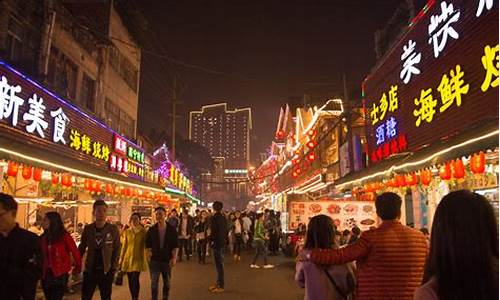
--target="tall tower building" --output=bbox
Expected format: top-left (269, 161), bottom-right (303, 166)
top-left (189, 103), bottom-right (252, 168)
top-left (189, 103), bottom-right (252, 209)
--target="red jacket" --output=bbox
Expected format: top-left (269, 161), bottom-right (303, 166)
top-left (311, 221), bottom-right (428, 300)
top-left (41, 232), bottom-right (82, 278)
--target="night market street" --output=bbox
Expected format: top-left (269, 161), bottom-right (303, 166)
top-left (0, 1), bottom-right (498, 300)
top-left (65, 252), bottom-right (303, 300)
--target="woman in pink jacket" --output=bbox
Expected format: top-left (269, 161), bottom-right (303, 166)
top-left (295, 215), bottom-right (356, 300)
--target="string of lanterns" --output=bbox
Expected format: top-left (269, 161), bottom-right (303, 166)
top-left (292, 129), bottom-right (318, 178)
top-left (4, 160), bottom-right (172, 202)
top-left (358, 151), bottom-right (488, 194)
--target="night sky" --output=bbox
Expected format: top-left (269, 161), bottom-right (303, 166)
top-left (136, 0), bottom-right (402, 163)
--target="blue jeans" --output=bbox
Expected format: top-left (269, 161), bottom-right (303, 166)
top-left (149, 260), bottom-right (171, 300)
top-left (213, 247), bottom-right (225, 288)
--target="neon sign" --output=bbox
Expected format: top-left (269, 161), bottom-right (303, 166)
top-left (364, 0), bottom-right (498, 164)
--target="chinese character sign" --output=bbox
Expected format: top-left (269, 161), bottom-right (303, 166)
top-left (364, 0), bottom-right (498, 163)
top-left (0, 60), bottom-right (146, 180)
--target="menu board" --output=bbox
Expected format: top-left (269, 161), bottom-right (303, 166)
top-left (289, 200), bottom-right (377, 231)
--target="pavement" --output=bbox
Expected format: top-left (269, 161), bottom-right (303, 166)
top-left (65, 250), bottom-right (304, 300)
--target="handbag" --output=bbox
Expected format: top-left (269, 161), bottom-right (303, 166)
top-left (323, 269), bottom-right (350, 300)
top-left (114, 271), bottom-right (124, 286)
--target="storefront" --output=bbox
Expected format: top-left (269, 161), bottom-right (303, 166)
top-left (0, 59), bottom-right (174, 235)
top-left (334, 0), bottom-right (499, 229)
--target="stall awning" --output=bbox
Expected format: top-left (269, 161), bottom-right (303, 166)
top-left (0, 136), bottom-right (165, 193)
top-left (164, 187), bottom-right (201, 205)
top-left (334, 120), bottom-right (499, 190)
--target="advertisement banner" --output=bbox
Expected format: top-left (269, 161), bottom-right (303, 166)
top-left (289, 200), bottom-right (377, 231)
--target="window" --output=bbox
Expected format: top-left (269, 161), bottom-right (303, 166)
top-left (105, 98), bottom-right (120, 131)
top-left (104, 98), bottom-right (135, 139)
top-left (6, 17), bottom-right (23, 62)
top-left (109, 47), bottom-right (138, 92)
top-left (120, 110), bottom-right (135, 138)
top-left (46, 47), bottom-right (78, 102)
top-left (81, 73), bottom-right (96, 112)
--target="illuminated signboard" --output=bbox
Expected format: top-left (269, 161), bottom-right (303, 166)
top-left (364, 0), bottom-right (498, 163)
top-left (110, 134), bottom-right (145, 179)
top-left (0, 60), bottom-right (145, 180)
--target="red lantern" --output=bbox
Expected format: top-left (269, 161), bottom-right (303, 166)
top-left (470, 152), bottom-right (486, 174)
top-left (33, 168), bottom-right (42, 182)
top-left (61, 174), bottom-right (72, 187)
top-left (439, 163), bottom-right (452, 180)
top-left (420, 169), bottom-right (432, 186)
top-left (396, 174), bottom-right (406, 187)
top-left (51, 173), bottom-right (60, 185)
top-left (307, 152), bottom-right (316, 162)
top-left (115, 186), bottom-right (121, 195)
top-left (22, 166), bottom-right (33, 180)
top-left (405, 173), bottom-right (418, 186)
top-left (106, 184), bottom-right (113, 194)
top-left (91, 180), bottom-right (99, 192)
top-left (306, 141), bottom-right (316, 148)
top-left (7, 162), bottom-right (19, 177)
top-left (452, 159), bottom-right (465, 179)
top-left (84, 179), bottom-right (92, 191)
top-left (95, 181), bottom-right (102, 193)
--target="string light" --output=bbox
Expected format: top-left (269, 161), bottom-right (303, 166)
top-left (336, 129), bottom-right (499, 189)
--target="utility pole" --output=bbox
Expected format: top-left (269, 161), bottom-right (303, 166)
top-left (171, 75), bottom-right (177, 161)
top-left (343, 74), bottom-right (355, 175)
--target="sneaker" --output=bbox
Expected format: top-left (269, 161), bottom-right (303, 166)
top-left (250, 264), bottom-right (260, 268)
top-left (208, 285), bottom-right (218, 292)
top-left (263, 264), bottom-right (275, 269)
top-left (211, 287), bottom-right (225, 293)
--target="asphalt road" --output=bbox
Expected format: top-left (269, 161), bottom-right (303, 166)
top-left (66, 250), bottom-right (304, 300)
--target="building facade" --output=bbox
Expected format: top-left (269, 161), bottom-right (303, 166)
top-left (189, 103), bottom-right (252, 208)
top-left (189, 103), bottom-right (252, 168)
top-left (0, 0), bottom-right (141, 140)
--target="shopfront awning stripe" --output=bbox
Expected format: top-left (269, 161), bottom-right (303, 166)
top-left (0, 147), bottom-right (166, 193)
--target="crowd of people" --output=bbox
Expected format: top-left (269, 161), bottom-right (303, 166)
top-left (0, 189), bottom-right (497, 300)
top-left (0, 192), bottom-right (286, 300)
top-left (295, 190), bottom-right (499, 300)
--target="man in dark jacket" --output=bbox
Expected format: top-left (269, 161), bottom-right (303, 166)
top-left (0, 193), bottom-right (42, 300)
top-left (177, 208), bottom-right (194, 261)
top-left (146, 207), bottom-right (178, 300)
top-left (79, 200), bottom-right (121, 300)
top-left (208, 201), bottom-right (228, 293)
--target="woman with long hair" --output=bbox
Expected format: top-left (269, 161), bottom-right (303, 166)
top-left (119, 212), bottom-right (148, 300)
top-left (295, 215), bottom-right (356, 300)
top-left (415, 190), bottom-right (499, 300)
top-left (40, 211), bottom-right (82, 300)
top-left (195, 210), bottom-right (209, 264)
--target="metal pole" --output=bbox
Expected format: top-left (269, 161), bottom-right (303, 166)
top-left (343, 74), bottom-right (355, 174)
top-left (172, 76), bottom-right (177, 161)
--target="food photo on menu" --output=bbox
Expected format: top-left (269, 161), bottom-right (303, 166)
top-left (289, 200), bottom-right (377, 231)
